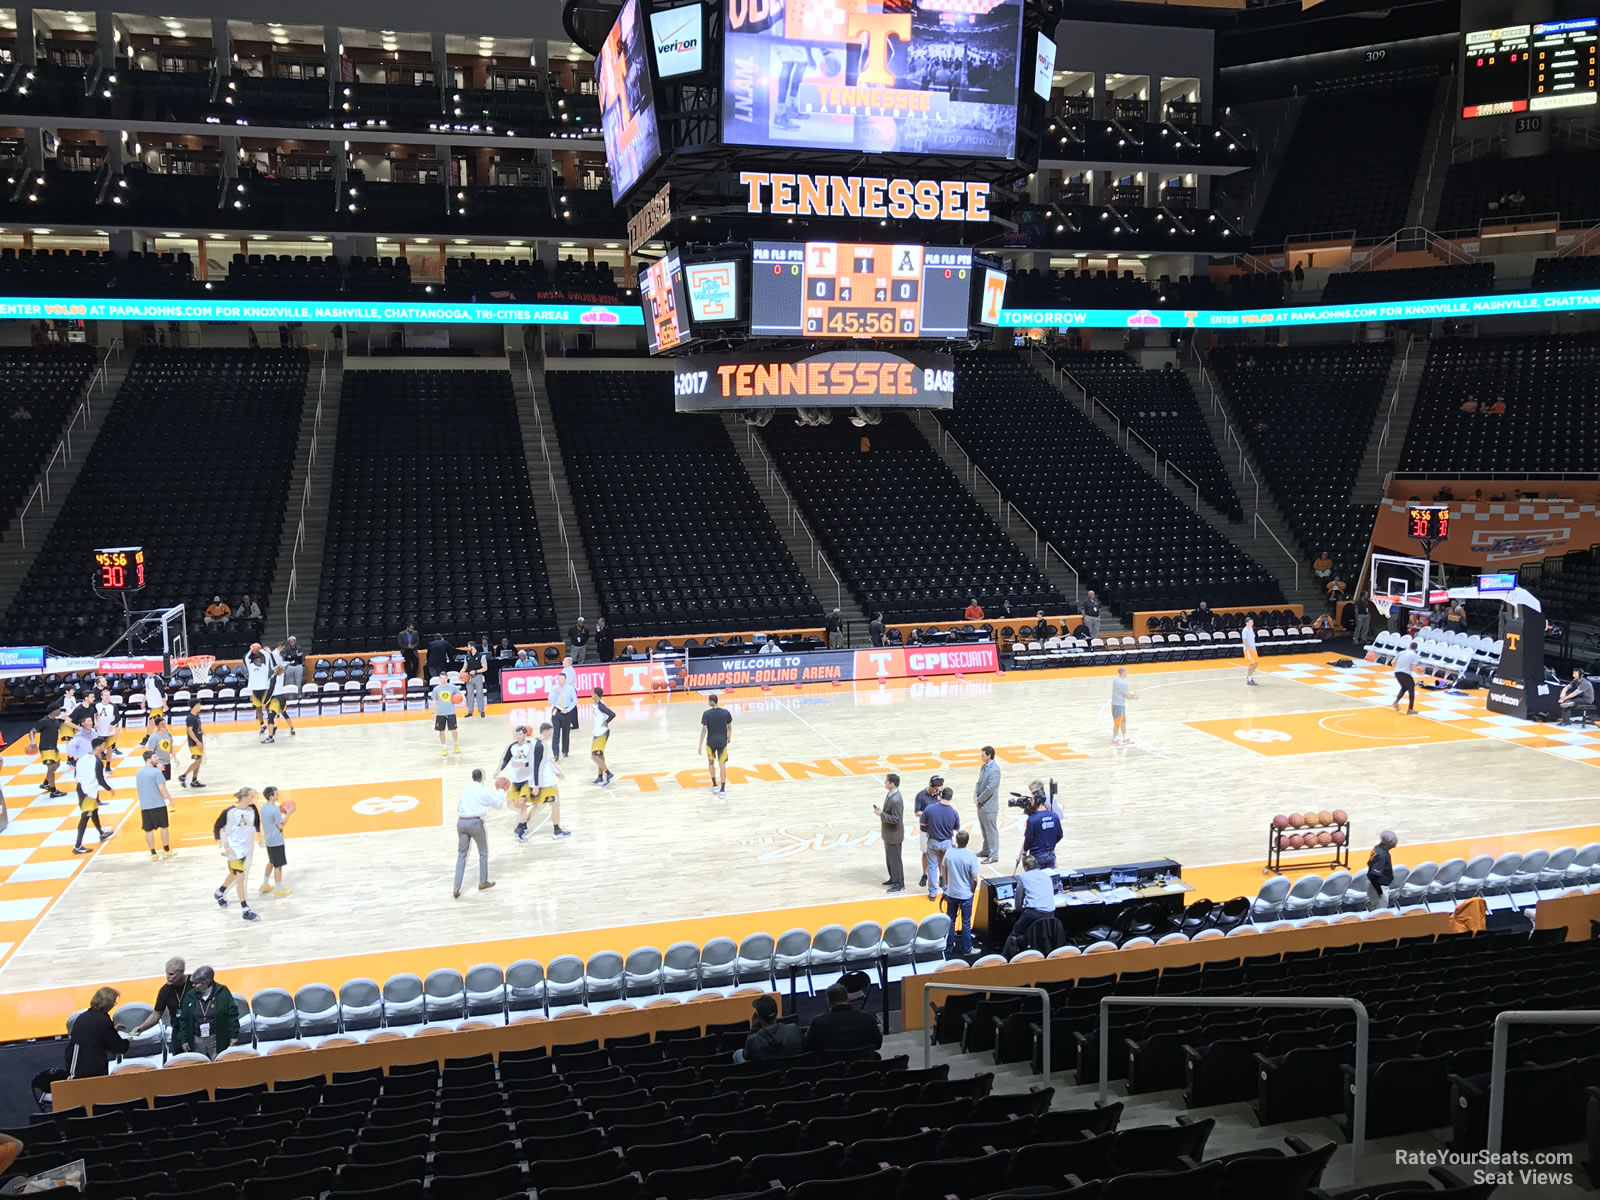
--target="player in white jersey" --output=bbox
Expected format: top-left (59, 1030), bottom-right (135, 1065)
top-left (269, 643), bottom-right (298, 737)
top-left (497, 725), bottom-right (538, 829)
top-left (94, 688), bottom-right (119, 754)
top-left (245, 644), bottom-right (285, 743)
top-left (589, 686), bottom-right (616, 787)
top-left (71, 737), bottom-right (116, 853)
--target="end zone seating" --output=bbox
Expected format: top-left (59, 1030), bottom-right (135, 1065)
top-left (755, 415), bottom-right (1064, 622)
top-left (546, 372), bottom-right (823, 636)
top-left (940, 352), bottom-right (1283, 614)
top-left (1321, 263), bottom-right (1495, 304)
top-left (0, 345), bottom-right (96, 532)
top-left (1, 349), bottom-right (306, 658)
top-left (315, 370), bottom-right (559, 649)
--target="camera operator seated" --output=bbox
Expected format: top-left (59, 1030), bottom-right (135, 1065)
top-left (1018, 783), bottom-right (1062, 869)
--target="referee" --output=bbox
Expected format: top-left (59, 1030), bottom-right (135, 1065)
top-left (454, 768), bottom-right (502, 898)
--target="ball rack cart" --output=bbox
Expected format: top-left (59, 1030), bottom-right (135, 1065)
top-left (1266, 815), bottom-right (1352, 875)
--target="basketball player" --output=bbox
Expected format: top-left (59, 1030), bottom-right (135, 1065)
top-left (1111, 665), bottom-right (1136, 745)
top-left (433, 672), bottom-right (463, 755)
top-left (61, 712), bottom-right (96, 776)
top-left (135, 748), bottom-right (175, 860)
top-left (1241, 617), bottom-right (1260, 686)
top-left (268, 643), bottom-right (298, 737)
top-left (25, 703), bottom-right (67, 797)
top-left (589, 686), bottom-right (616, 787)
top-left (245, 645), bottom-right (283, 744)
top-left (257, 786), bottom-right (291, 897)
top-left (214, 788), bottom-right (260, 921)
top-left (178, 699), bottom-right (206, 788)
top-left (144, 673), bottom-right (166, 724)
top-left (697, 693), bottom-right (732, 795)
top-left (71, 737), bottom-right (116, 854)
top-left (94, 688), bottom-right (120, 756)
top-left (58, 685), bottom-right (80, 737)
top-left (1392, 640), bottom-right (1420, 715)
top-left (141, 713), bottom-right (175, 781)
top-left (66, 691), bottom-right (95, 743)
top-left (498, 725), bottom-right (538, 832)
top-left (512, 722), bottom-right (571, 841)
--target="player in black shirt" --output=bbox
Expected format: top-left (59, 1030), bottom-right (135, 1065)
top-left (26, 705), bottom-right (67, 796)
top-left (697, 693), bottom-right (734, 795)
top-left (178, 700), bottom-right (206, 789)
top-left (589, 687), bottom-right (616, 787)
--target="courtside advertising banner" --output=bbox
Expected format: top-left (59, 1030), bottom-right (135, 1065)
top-left (499, 664), bottom-right (614, 701)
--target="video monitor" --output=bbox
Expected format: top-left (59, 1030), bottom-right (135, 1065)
top-left (684, 260), bottom-right (741, 322)
top-left (722, 0), bottom-right (1025, 158)
top-left (1032, 33), bottom-right (1056, 101)
top-left (640, 251), bottom-right (693, 353)
top-left (598, 0), bottom-right (662, 203)
top-left (750, 241), bottom-right (972, 339)
top-left (976, 265), bottom-right (1008, 327)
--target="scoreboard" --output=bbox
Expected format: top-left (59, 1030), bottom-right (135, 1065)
top-left (750, 241), bottom-right (972, 339)
top-left (1406, 505), bottom-right (1451, 543)
top-left (1462, 19), bottom-right (1599, 118)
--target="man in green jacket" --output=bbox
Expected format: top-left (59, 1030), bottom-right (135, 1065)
top-left (173, 965), bottom-right (241, 1059)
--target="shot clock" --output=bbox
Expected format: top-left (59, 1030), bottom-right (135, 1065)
top-left (93, 545), bottom-right (146, 594)
top-left (1406, 506), bottom-right (1451, 543)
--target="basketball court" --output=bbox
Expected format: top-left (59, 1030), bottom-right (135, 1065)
top-left (2, 650), bottom-right (1598, 1038)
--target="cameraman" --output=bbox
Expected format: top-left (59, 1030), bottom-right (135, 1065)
top-left (1018, 785), bottom-right (1063, 870)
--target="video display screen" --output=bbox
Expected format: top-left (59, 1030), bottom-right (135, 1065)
top-left (685, 260), bottom-right (740, 322)
top-left (598, 0), bottom-right (662, 202)
top-left (1462, 19), bottom-right (1598, 118)
top-left (722, 0), bottom-right (1025, 158)
top-left (641, 251), bottom-right (693, 353)
top-left (976, 266), bottom-right (1008, 326)
top-left (1032, 33), bottom-right (1056, 101)
top-left (751, 241), bottom-right (972, 338)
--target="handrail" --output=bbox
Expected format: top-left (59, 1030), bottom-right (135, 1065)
top-left (1372, 336), bottom-right (1423, 483)
top-left (743, 424), bottom-right (842, 611)
top-left (15, 336), bottom-right (121, 547)
top-left (1253, 514), bottom-right (1301, 590)
top-left (1098, 994), bottom-right (1368, 1181)
top-left (1487, 1008), bottom-right (1600, 1155)
top-left (283, 348), bottom-right (330, 634)
top-left (520, 353), bottom-right (585, 619)
top-left (1188, 352), bottom-right (1262, 518)
top-left (924, 983), bottom-right (1050, 1076)
top-left (1164, 460), bottom-right (1201, 510)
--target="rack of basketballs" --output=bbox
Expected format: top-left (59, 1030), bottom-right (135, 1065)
top-left (1266, 809), bottom-right (1351, 874)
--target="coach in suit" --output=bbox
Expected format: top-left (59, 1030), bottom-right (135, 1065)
top-left (875, 773), bottom-right (905, 892)
top-left (974, 746), bottom-right (1001, 863)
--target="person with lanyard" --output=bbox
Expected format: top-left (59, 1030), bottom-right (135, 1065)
top-left (130, 957), bottom-right (188, 1054)
top-left (550, 667), bottom-right (578, 762)
top-left (589, 686), bottom-right (616, 787)
top-left (433, 672), bottom-right (463, 756)
top-left (923, 787), bottom-right (960, 901)
top-left (697, 693), bottom-right (733, 795)
top-left (1081, 590), bottom-right (1102, 641)
top-left (569, 617), bottom-right (591, 665)
top-left (1241, 616), bottom-right (1260, 686)
top-left (174, 965), bottom-right (239, 1059)
top-left (25, 703), bottom-right (67, 797)
top-left (454, 768), bottom-right (502, 898)
top-left (279, 636), bottom-right (306, 688)
top-left (135, 749), bottom-right (175, 861)
top-left (914, 774), bottom-right (943, 890)
top-left (462, 639), bottom-right (490, 718)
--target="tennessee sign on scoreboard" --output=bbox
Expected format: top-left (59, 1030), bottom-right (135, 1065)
top-left (674, 348), bottom-right (955, 410)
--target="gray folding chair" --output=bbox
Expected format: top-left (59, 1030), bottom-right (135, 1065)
top-left (1283, 875), bottom-right (1325, 918)
top-left (624, 946), bottom-right (664, 997)
top-left (114, 1003), bottom-right (165, 1059)
top-left (1567, 843), bottom-right (1600, 887)
top-left (1250, 877), bottom-right (1291, 921)
top-left (382, 973), bottom-right (425, 1027)
top-left (546, 954), bottom-right (586, 1009)
top-left (1539, 846), bottom-right (1577, 891)
top-left (465, 964), bottom-right (507, 1018)
top-left (842, 920), bottom-right (884, 968)
top-left (735, 933), bottom-right (776, 985)
top-left (881, 918), bottom-right (919, 980)
top-left (698, 937), bottom-right (738, 991)
top-left (1483, 853), bottom-right (1523, 896)
top-left (912, 914), bottom-right (952, 967)
top-left (506, 959), bottom-right (546, 1014)
top-left (662, 941), bottom-right (701, 993)
top-left (424, 969), bottom-right (467, 1025)
top-left (1310, 871), bottom-right (1350, 916)
top-left (773, 928), bottom-right (813, 992)
top-left (251, 988), bottom-right (298, 1042)
top-left (584, 951), bottom-right (625, 1003)
top-left (1455, 856), bottom-right (1494, 899)
top-left (292, 984), bottom-right (339, 1037)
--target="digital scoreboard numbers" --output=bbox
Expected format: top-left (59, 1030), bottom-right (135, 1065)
top-left (751, 241), bottom-right (972, 339)
top-left (1462, 19), bottom-right (1598, 118)
top-left (1407, 506), bottom-right (1451, 543)
top-left (93, 545), bottom-right (146, 593)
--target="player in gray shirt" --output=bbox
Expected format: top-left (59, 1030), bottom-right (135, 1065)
top-left (1111, 666), bottom-right (1136, 746)
top-left (433, 673), bottom-right (463, 756)
top-left (135, 750), bottom-right (174, 860)
top-left (258, 786), bottom-right (291, 897)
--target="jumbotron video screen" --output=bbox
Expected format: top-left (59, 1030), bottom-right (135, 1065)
top-left (722, 0), bottom-right (1025, 158)
top-left (751, 240), bottom-right (973, 338)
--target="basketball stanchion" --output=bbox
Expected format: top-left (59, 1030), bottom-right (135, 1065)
top-left (1265, 809), bottom-right (1352, 875)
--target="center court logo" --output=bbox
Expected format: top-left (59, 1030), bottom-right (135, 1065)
top-left (354, 795), bottom-right (419, 815)
top-left (1233, 728), bottom-right (1291, 744)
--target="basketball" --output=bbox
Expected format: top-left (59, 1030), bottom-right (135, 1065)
top-left (1271, 814), bottom-right (1289, 829)
top-left (1287, 833), bottom-right (1304, 849)
top-left (1332, 809), bottom-right (1348, 824)
top-left (495, 777), bottom-right (511, 791)
top-left (1288, 812), bottom-right (1304, 827)
top-left (251, 643), bottom-right (262, 654)
top-left (1331, 830), bottom-right (1347, 846)
top-left (1317, 831), bottom-right (1332, 847)
top-left (1317, 810), bottom-right (1332, 826)
top-left (281, 800), bottom-right (297, 816)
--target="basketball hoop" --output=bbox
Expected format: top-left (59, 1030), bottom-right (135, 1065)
top-left (176, 655), bottom-right (216, 685)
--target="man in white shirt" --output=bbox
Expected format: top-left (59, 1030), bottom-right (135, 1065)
top-left (454, 768), bottom-right (503, 898)
top-left (1392, 641), bottom-right (1420, 714)
top-left (550, 667), bottom-right (579, 761)
top-left (758, 638), bottom-right (781, 656)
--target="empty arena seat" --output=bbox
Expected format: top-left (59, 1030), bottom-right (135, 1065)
top-left (0, 348), bottom-right (306, 658)
top-left (756, 414), bottom-right (1063, 621)
top-left (313, 369), bottom-right (559, 649)
top-left (937, 352), bottom-right (1282, 615)
top-left (0, 345), bottom-right (96, 535)
top-left (545, 370), bottom-right (823, 636)
top-left (1320, 263), bottom-right (1495, 304)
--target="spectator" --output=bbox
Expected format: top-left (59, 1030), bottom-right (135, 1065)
top-left (237, 595), bottom-right (262, 624)
top-left (496, 636), bottom-right (516, 663)
top-left (1081, 591), bottom-right (1102, 641)
top-left (0, 1131), bottom-right (20, 1182)
top-left (174, 965), bottom-right (240, 1059)
top-left (66, 987), bottom-right (127, 1078)
top-left (734, 994), bottom-right (802, 1064)
top-left (1190, 601), bottom-right (1214, 633)
top-left (1312, 551), bottom-right (1332, 580)
top-left (398, 622), bottom-right (421, 679)
top-left (514, 647), bottom-right (535, 668)
top-left (1033, 610), bottom-right (1054, 638)
top-left (757, 636), bottom-right (781, 656)
top-left (1292, 260), bottom-right (1305, 290)
top-left (999, 598), bottom-right (1014, 620)
top-left (869, 612), bottom-right (886, 647)
top-left (1460, 397), bottom-right (1478, 414)
top-left (426, 631), bottom-right (452, 681)
top-left (1560, 669), bottom-right (1595, 725)
top-left (1174, 609), bottom-right (1191, 634)
top-left (1487, 396), bottom-right (1507, 415)
top-left (203, 596), bottom-right (231, 629)
top-left (569, 617), bottom-right (590, 665)
top-left (131, 957), bottom-right (188, 1053)
top-left (1325, 575), bottom-right (1347, 609)
top-left (1366, 831), bottom-right (1398, 909)
top-left (1444, 601), bottom-right (1468, 633)
top-left (1312, 613), bottom-right (1335, 639)
top-left (963, 598), bottom-right (984, 621)
top-left (803, 982), bottom-right (883, 1055)
top-left (941, 829), bottom-right (980, 956)
top-left (594, 617), bottom-right (614, 663)
top-left (280, 636), bottom-right (306, 688)
top-left (825, 608), bottom-right (843, 649)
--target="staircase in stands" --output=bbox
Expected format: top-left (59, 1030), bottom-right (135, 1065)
top-left (1213, 96), bottom-right (1306, 235)
top-left (1350, 335), bottom-right (1426, 505)
top-left (1411, 77), bottom-right (1457, 229)
top-left (511, 352), bottom-right (600, 635)
top-left (268, 351), bottom-right (343, 644)
top-left (719, 414), bottom-right (869, 644)
top-left (904, 408), bottom-right (1111, 632)
top-left (0, 345), bottom-right (129, 620)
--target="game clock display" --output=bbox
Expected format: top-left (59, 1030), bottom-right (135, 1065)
top-left (93, 545), bottom-right (146, 592)
top-left (751, 241), bottom-right (972, 339)
top-left (1407, 506), bottom-right (1451, 543)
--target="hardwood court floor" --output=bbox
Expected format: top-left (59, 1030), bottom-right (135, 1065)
top-left (1, 653), bottom-right (1596, 1036)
